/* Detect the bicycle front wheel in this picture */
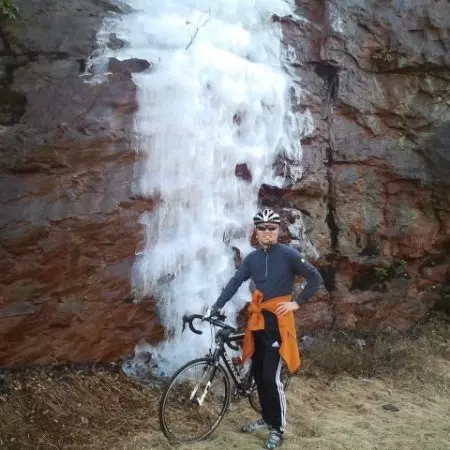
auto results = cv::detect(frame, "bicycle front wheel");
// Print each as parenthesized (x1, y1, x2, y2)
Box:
(159, 358, 231, 443)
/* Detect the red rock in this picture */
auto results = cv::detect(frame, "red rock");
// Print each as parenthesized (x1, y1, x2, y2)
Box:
(235, 163, 252, 183)
(108, 58, 152, 75)
(0, 1, 161, 366)
(296, 300, 334, 334)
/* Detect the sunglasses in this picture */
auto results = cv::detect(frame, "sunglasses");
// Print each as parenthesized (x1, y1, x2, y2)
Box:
(256, 225, 279, 231)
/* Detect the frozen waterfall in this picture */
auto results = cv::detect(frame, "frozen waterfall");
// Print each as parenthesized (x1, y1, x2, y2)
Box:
(92, 0, 310, 375)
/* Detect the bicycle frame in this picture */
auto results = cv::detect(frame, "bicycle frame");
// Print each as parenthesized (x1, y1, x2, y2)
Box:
(206, 329, 253, 393)
(189, 340, 250, 408)
(180, 314, 260, 407)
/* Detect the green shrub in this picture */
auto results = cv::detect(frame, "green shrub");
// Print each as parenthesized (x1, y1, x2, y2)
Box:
(372, 46, 395, 63)
(434, 295, 450, 316)
(373, 266, 389, 282)
(0, 0, 18, 19)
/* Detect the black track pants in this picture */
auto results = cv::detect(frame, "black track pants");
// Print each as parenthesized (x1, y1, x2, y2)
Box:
(251, 331, 286, 432)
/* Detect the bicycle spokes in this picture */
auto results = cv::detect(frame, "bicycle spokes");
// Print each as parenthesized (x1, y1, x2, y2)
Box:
(159, 359, 231, 442)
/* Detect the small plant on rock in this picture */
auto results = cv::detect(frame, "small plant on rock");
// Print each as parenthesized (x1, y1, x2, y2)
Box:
(372, 46, 395, 63)
(373, 266, 389, 282)
(392, 259, 408, 277)
(372, 260, 409, 283)
(0, 0, 18, 19)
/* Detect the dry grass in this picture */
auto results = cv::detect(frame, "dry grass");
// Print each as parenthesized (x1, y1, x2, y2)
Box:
(1, 315, 449, 450)
(301, 314, 450, 382)
(0, 367, 161, 450)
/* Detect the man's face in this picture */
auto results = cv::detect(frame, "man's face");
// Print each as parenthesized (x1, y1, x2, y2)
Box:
(255, 223, 280, 247)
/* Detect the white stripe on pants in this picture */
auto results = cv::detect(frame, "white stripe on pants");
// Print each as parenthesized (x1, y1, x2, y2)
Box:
(275, 357, 286, 431)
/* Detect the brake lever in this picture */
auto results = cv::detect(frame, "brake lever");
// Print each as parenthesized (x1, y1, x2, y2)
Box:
(213, 312, 226, 322)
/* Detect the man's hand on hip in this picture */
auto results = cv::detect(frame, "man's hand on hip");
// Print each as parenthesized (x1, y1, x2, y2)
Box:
(276, 301, 299, 316)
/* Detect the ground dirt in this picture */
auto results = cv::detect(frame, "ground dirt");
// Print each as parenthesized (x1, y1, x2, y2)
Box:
(1, 316, 449, 450)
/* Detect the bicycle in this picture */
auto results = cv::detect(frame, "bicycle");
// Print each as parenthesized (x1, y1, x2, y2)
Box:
(159, 312, 291, 443)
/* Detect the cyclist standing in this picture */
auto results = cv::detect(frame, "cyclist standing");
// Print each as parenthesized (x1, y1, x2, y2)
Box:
(210, 208, 323, 449)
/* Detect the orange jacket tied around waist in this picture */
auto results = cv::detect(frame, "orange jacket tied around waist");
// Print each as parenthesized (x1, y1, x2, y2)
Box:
(242, 289, 301, 374)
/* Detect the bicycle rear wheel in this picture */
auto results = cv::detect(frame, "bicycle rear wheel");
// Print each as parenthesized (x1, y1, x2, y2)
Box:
(159, 358, 231, 442)
(248, 363, 291, 413)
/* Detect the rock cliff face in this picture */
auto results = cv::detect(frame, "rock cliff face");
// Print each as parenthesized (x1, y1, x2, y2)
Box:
(275, 0, 450, 333)
(0, 0, 449, 365)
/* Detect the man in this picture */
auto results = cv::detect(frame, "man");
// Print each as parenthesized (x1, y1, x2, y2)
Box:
(210, 208, 323, 449)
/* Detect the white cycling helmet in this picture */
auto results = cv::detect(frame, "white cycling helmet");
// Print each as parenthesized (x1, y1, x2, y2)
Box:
(253, 208, 281, 225)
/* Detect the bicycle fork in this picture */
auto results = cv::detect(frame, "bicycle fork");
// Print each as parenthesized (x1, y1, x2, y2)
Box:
(189, 359, 219, 406)
(193, 380, 211, 406)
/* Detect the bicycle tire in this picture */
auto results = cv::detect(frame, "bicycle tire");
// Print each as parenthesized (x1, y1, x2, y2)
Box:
(248, 364, 291, 413)
(159, 358, 231, 442)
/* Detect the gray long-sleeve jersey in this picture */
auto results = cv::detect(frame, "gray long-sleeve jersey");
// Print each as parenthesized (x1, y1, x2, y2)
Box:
(215, 243, 323, 310)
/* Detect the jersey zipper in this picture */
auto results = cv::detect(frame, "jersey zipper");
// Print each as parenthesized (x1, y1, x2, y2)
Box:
(265, 252, 268, 279)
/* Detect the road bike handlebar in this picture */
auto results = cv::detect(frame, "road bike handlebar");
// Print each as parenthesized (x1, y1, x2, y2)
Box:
(182, 314, 205, 335)
(182, 313, 243, 351)
(182, 312, 230, 334)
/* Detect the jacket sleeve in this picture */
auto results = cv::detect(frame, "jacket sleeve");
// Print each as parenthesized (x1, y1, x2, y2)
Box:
(287, 247, 323, 305)
(214, 257, 251, 309)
